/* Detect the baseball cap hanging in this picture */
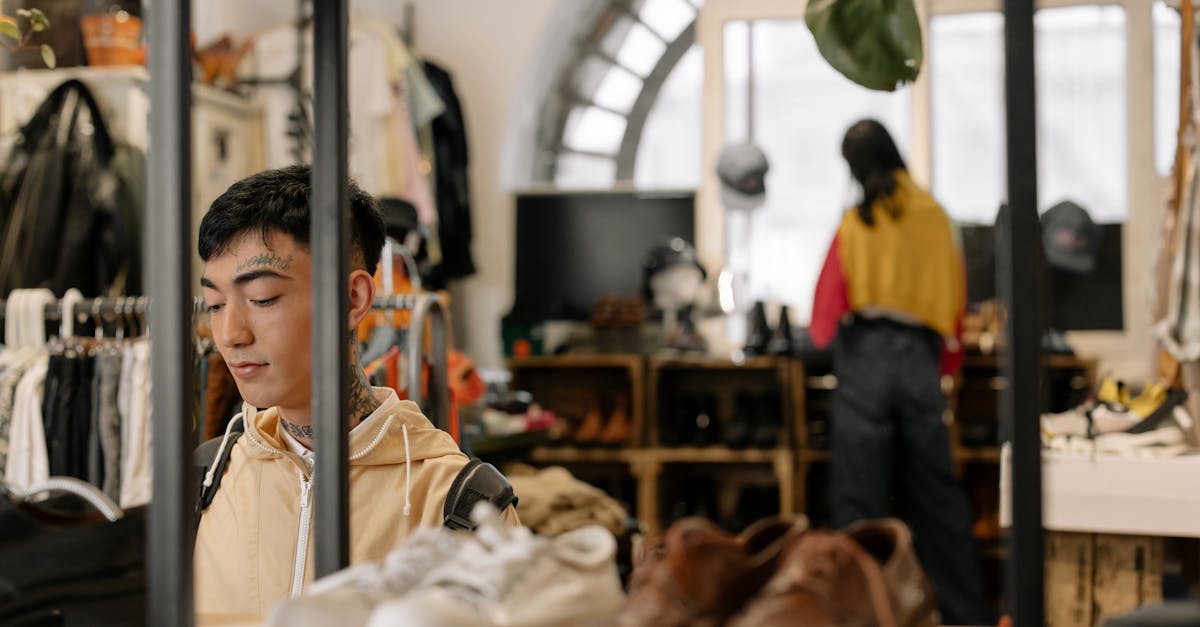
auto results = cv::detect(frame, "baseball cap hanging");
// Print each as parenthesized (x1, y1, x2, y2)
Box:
(1041, 200, 1101, 274)
(716, 142, 770, 211)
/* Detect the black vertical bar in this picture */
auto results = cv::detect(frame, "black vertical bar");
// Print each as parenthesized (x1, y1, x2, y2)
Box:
(147, 0, 194, 624)
(1002, 1, 1045, 626)
(312, 0, 351, 576)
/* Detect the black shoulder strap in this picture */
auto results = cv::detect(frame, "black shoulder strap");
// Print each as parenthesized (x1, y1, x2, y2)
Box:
(194, 417, 245, 514)
(442, 458, 518, 531)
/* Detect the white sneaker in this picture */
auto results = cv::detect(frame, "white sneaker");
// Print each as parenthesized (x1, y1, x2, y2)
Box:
(367, 504, 624, 627)
(1092, 408, 1189, 458)
(268, 526, 465, 627)
(1041, 407, 1090, 438)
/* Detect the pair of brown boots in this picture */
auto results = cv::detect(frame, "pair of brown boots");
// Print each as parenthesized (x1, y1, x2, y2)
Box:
(615, 514, 939, 627)
(572, 401, 632, 446)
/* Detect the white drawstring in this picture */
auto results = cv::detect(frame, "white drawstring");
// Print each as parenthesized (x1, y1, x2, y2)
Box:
(402, 424, 412, 517)
(203, 412, 244, 489)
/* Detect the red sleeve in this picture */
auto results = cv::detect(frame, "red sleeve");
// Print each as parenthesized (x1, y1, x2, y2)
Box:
(939, 251, 966, 376)
(940, 313, 964, 376)
(811, 233, 850, 349)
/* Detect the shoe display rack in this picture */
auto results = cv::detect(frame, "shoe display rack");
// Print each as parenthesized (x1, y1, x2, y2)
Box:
(509, 355, 800, 535)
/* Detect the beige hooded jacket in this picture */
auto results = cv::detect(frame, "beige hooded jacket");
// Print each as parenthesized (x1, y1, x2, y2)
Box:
(194, 387, 516, 616)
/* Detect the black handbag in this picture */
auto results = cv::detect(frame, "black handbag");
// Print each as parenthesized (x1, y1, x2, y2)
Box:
(0, 480, 144, 626)
(0, 78, 143, 298)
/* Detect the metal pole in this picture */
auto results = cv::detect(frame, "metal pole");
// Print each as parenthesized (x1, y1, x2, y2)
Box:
(1001, 1, 1044, 625)
(146, 0, 194, 623)
(406, 294, 450, 431)
(311, 0, 352, 577)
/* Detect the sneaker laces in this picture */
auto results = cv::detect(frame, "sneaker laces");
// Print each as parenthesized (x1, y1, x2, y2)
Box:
(428, 504, 546, 604)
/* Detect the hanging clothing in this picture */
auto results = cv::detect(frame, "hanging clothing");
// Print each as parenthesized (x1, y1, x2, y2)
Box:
(120, 339, 152, 508)
(4, 352, 49, 490)
(42, 353, 71, 477)
(97, 349, 124, 502)
(423, 61, 476, 285)
(237, 16, 437, 212)
(0, 347, 39, 474)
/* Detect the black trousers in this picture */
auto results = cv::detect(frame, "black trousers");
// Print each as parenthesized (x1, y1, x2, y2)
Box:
(831, 317, 991, 625)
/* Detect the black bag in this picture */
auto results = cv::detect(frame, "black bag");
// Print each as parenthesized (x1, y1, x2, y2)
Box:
(0, 485, 145, 626)
(0, 78, 143, 298)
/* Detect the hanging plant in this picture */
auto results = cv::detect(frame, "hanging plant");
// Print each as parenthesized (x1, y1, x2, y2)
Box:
(0, 8, 56, 68)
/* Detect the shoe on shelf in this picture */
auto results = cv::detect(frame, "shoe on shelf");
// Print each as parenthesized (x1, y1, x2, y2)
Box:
(744, 301, 771, 357)
(749, 394, 783, 449)
(725, 392, 756, 449)
(1096, 376, 1131, 409)
(1127, 381, 1168, 419)
(1040, 407, 1091, 439)
(616, 514, 808, 627)
(366, 504, 624, 627)
(690, 394, 721, 447)
(766, 306, 795, 357)
(268, 526, 465, 627)
(599, 395, 633, 446)
(727, 519, 939, 627)
(573, 404, 605, 446)
(1092, 407, 1191, 458)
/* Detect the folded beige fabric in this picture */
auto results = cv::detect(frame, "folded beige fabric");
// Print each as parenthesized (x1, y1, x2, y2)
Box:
(507, 464, 627, 536)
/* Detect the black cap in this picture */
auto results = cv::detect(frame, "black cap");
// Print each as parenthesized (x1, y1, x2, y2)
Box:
(641, 238, 707, 301)
(378, 197, 419, 243)
(1041, 200, 1101, 274)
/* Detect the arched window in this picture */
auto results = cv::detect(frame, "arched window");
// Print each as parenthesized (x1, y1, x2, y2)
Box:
(534, 0, 702, 189)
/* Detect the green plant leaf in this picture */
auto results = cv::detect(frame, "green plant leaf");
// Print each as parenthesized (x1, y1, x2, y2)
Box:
(28, 9, 48, 31)
(40, 44, 55, 69)
(15, 9, 30, 18)
(0, 18, 19, 41)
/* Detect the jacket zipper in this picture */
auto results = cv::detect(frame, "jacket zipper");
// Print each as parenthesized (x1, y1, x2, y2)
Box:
(290, 473, 313, 597)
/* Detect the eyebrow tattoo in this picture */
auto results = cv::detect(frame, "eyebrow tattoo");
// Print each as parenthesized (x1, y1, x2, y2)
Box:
(236, 253, 293, 274)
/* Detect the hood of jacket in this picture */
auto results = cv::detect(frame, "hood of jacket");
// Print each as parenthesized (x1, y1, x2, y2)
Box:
(238, 386, 462, 469)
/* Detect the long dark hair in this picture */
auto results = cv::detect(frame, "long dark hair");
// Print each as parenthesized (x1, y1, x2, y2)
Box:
(841, 119, 907, 226)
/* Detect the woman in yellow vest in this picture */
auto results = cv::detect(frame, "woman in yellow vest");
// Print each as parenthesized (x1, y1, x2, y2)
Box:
(811, 119, 990, 625)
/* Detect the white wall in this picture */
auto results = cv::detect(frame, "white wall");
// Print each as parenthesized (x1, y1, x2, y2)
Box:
(195, 0, 576, 369)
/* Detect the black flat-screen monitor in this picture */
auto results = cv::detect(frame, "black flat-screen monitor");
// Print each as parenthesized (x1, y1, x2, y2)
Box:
(510, 190, 696, 323)
(960, 222, 1124, 331)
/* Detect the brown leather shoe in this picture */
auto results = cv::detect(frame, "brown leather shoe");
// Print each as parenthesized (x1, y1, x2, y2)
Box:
(616, 514, 808, 627)
(599, 396, 633, 446)
(573, 404, 605, 445)
(727, 518, 939, 627)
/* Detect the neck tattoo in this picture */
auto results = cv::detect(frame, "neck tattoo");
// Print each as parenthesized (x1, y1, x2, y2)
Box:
(281, 419, 313, 441)
(277, 347, 381, 445)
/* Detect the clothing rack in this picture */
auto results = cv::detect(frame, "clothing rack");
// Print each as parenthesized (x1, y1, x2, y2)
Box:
(0, 293, 439, 318)
(0, 292, 451, 431)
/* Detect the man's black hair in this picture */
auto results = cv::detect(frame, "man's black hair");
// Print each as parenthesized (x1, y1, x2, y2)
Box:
(841, 119, 908, 227)
(198, 164, 386, 274)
